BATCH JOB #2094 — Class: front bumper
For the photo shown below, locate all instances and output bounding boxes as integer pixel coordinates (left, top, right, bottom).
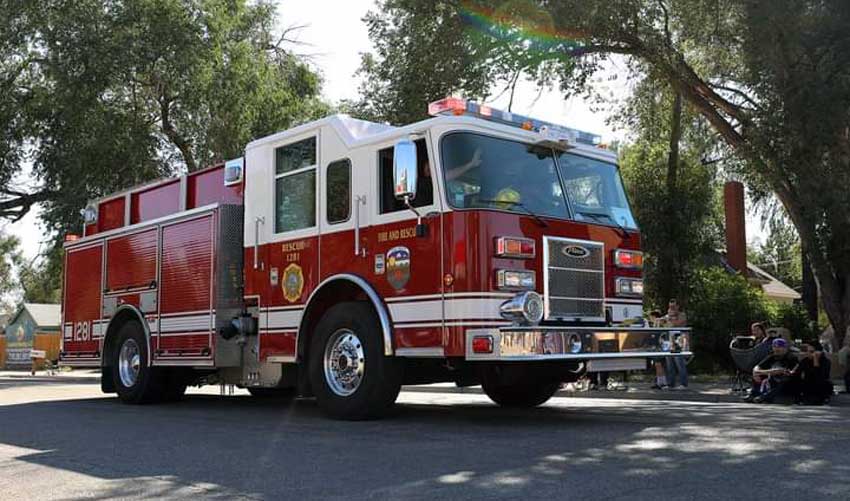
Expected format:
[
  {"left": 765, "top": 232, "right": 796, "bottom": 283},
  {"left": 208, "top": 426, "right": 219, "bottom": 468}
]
[{"left": 465, "top": 326, "right": 691, "bottom": 362}]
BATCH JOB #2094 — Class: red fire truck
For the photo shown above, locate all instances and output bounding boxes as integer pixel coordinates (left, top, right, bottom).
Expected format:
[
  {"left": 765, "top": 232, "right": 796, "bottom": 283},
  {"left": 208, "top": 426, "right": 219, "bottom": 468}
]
[{"left": 60, "top": 97, "right": 691, "bottom": 419}]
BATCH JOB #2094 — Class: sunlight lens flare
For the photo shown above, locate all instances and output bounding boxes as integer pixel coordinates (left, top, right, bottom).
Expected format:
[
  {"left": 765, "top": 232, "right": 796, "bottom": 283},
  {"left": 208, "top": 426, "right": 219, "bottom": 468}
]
[{"left": 458, "top": 0, "right": 588, "bottom": 56}]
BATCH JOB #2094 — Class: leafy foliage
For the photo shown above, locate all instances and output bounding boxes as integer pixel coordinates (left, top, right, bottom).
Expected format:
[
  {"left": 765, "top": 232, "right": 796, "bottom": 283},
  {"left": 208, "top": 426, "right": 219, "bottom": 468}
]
[
  {"left": 17, "top": 246, "right": 62, "bottom": 304},
  {"left": 686, "top": 267, "right": 775, "bottom": 372},
  {"left": 463, "top": 0, "right": 850, "bottom": 345},
  {"left": 0, "top": 228, "right": 22, "bottom": 313},
  {"left": 749, "top": 216, "right": 802, "bottom": 292},
  {"left": 346, "top": 0, "right": 537, "bottom": 124},
  {"left": 0, "top": 0, "right": 326, "bottom": 240},
  {"left": 618, "top": 78, "right": 723, "bottom": 308}
]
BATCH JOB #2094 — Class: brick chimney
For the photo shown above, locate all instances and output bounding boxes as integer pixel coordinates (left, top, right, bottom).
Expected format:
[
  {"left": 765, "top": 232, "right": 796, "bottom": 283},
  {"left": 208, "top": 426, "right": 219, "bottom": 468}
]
[{"left": 724, "top": 181, "right": 747, "bottom": 274}]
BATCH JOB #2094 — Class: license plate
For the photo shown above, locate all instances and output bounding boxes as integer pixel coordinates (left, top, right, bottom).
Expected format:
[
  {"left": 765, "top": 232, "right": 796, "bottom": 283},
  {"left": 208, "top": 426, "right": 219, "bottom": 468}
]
[{"left": 587, "top": 358, "right": 645, "bottom": 372}]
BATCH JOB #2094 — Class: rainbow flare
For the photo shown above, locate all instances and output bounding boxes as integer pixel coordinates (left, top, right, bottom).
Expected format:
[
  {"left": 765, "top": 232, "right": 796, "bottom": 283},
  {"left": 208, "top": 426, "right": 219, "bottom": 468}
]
[{"left": 458, "top": 0, "right": 588, "bottom": 56}]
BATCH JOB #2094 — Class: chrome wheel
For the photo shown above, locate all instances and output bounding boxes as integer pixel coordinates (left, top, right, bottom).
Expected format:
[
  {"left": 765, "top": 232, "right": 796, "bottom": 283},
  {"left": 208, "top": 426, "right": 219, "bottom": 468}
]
[
  {"left": 323, "top": 329, "right": 365, "bottom": 396},
  {"left": 118, "top": 338, "right": 141, "bottom": 388}
]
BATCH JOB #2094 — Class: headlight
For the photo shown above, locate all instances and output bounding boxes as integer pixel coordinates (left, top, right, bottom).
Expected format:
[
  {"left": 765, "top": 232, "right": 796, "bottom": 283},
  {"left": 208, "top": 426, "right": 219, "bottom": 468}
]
[
  {"left": 500, "top": 291, "right": 544, "bottom": 325},
  {"left": 496, "top": 269, "right": 535, "bottom": 290},
  {"left": 616, "top": 277, "right": 644, "bottom": 297}
]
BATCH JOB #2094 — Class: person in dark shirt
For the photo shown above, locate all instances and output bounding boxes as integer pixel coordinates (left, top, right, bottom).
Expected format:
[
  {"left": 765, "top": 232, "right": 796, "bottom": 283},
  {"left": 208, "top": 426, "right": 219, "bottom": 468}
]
[
  {"left": 745, "top": 338, "right": 799, "bottom": 403},
  {"left": 796, "top": 344, "right": 833, "bottom": 404}
]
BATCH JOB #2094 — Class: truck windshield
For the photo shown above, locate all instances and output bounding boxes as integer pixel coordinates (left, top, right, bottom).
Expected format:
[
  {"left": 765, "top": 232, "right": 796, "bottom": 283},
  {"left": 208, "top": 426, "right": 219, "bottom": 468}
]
[
  {"left": 440, "top": 132, "right": 637, "bottom": 229},
  {"left": 440, "top": 133, "right": 569, "bottom": 219},
  {"left": 557, "top": 152, "right": 637, "bottom": 230}
]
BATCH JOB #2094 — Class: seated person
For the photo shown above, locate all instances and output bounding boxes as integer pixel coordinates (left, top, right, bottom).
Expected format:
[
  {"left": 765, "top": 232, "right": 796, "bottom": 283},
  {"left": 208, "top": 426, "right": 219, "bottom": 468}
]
[
  {"left": 751, "top": 322, "right": 769, "bottom": 344},
  {"left": 747, "top": 323, "right": 774, "bottom": 382},
  {"left": 796, "top": 344, "right": 833, "bottom": 405},
  {"left": 745, "top": 338, "right": 800, "bottom": 403}
]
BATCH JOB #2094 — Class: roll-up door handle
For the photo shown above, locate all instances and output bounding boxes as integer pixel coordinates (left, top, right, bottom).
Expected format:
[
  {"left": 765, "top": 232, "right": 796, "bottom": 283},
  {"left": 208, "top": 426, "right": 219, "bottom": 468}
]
[{"left": 253, "top": 216, "right": 265, "bottom": 269}]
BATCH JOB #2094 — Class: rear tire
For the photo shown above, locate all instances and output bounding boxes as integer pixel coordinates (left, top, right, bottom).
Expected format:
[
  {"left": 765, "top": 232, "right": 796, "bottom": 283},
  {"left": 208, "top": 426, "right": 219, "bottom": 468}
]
[
  {"left": 111, "top": 321, "right": 163, "bottom": 404},
  {"left": 481, "top": 368, "right": 560, "bottom": 408},
  {"left": 309, "top": 302, "right": 402, "bottom": 420}
]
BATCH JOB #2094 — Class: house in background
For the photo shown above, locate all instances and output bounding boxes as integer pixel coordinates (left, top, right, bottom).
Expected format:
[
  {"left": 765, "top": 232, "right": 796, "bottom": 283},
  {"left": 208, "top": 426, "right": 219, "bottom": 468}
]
[
  {"left": 745, "top": 261, "right": 800, "bottom": 305},
  {"left": 2, "top": 303, "right": 61, "bottom": 369}
]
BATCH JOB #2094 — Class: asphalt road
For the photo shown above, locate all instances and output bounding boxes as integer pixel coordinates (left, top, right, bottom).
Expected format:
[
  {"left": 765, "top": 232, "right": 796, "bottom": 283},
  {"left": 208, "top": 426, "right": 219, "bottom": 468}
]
[{"left": 1, "top": 373, "right": 848, "bottom": 500}]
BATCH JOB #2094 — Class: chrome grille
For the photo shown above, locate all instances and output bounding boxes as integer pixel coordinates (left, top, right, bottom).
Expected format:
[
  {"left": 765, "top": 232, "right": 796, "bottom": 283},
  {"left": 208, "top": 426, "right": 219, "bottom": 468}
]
[{"left": 544, "top": 236, "right": 605, "bottom": 321}]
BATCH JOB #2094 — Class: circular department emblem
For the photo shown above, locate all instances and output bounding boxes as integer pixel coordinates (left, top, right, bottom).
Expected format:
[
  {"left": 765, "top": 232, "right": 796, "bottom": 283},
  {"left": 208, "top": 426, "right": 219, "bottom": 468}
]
[
  {"left": 386, "top": 246, "right": 411, "bottom": 290},
  {"left": 562, "top": 245, "right": 590, "bottom": 258},
  {"left": 282, "top": 263, "right": 304, "bottom": 303}
]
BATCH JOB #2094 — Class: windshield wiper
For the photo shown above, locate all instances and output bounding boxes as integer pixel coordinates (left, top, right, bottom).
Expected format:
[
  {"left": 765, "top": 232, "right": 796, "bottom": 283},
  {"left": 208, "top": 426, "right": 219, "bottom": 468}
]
[
  {"left": 477, "top": 199, "right": 548, "bottom": 228},
  {"left": 576, "top": 210, "right": 630, "bottom": 239}
]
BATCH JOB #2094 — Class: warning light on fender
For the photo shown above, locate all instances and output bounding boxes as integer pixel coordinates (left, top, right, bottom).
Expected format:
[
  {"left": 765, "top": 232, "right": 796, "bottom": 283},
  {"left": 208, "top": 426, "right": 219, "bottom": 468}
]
[{"left": 472, "top": 335, "right": 494, "bottom": 354}]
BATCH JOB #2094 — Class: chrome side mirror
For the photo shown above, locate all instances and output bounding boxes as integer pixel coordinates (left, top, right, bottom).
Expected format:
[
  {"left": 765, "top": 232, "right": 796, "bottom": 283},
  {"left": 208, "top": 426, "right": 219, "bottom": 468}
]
[{"left": 393, "top": 139, "right": 417, "bottom": 202}]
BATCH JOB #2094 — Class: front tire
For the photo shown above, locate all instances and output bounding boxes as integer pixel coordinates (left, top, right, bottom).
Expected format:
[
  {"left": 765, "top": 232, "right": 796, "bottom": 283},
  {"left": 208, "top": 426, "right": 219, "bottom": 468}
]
[
  {"left": 309, "top": 302, "right": 402, "bottom": 420},
  {"left": 111, "top": 321, "right": 162, "bottom": 404},
  {"left": 481, "top": 368, "right": 560, "bottom": 408}
]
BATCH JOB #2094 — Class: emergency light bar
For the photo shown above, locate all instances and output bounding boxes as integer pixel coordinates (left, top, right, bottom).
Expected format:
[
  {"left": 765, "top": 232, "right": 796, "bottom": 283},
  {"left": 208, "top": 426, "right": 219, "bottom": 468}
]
[{"left": 428, "top": 97, "right": 602, "bottom": 147}]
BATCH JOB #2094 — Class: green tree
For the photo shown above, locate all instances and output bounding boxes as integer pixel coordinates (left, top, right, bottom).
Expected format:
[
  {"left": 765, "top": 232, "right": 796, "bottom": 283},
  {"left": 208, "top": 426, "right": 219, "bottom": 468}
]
[
  {"left": 618, "top": 76, "right": 723, "bottom": 308},
  {"left": 0, "top": 0, "right": 326, "bottom": 238},
  {"left": 17, "top": 246, "right": 62, "bottom": 304},
  {"left": 0, "top": 228, "right": 22, "bottom": 312},
  {"left": 463, "top": 0, "right": 850, "bottom": 346},
  {"left": 687, "top": 267, "right": 776, "bottom": 372},
  {"left": 346, "top": 0, "right": 534, "bottom": 124},
  {"left": 749, "top": 216, "right": 802, "bottom": 292}
]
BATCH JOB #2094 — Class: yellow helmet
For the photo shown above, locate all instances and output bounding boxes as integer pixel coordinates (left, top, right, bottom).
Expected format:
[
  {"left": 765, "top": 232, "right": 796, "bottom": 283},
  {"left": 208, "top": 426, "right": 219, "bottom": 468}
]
[{"left": 494, "top": 188, "right": 520, "bottom": 209}]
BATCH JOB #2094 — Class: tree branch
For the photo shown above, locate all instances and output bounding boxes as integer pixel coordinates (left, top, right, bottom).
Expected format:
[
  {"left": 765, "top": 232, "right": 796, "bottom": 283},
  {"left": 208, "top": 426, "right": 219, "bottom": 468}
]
[
  {"left": 671, "top": 56, "right": 749, "bottom": 123},
  {"left": 0, "top": 189, "right": 52, "bottom": 222},
  {"left": 507, "top": 69, "right": 520, "bottom": 112},
  {"left": 657, "top": 0, "right": 672, "bottom": 45},
  {"left": 564, "top": 44, "right": 638, "bottom": 58},
  {"left": 158, "top": 97, "right": 197, "bottom": 172},
  {"left": 708, "top": 82, "right": 760, "bottom": 111}
]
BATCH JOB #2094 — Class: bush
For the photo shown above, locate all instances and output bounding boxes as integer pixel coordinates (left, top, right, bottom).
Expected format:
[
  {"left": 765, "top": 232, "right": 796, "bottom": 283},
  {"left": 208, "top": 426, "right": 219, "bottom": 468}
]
[
  {"left": 686, "top": 267, "right": 776, "bottom": 373},
  {"left": 770, "top": 302, "right": 819, "bottom": 344}
]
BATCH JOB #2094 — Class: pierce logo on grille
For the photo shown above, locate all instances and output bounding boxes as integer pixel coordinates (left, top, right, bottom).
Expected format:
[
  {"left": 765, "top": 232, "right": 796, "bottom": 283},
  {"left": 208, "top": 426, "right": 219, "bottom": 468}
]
[{"left": 562, "top": 245, "right": 590, "bottom": 258}]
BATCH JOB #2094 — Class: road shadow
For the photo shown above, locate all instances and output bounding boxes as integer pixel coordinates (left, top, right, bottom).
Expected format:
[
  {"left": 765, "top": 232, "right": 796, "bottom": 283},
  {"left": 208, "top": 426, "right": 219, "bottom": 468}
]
[{"left": 1, "top": 391, "right": 848, "bottom": 499}]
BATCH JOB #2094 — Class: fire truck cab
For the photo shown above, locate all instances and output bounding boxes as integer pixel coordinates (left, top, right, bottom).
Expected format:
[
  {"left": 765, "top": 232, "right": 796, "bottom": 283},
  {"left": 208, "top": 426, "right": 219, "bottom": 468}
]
[{"left": 61, "top": 98, "right": 691, "bottom": 419}]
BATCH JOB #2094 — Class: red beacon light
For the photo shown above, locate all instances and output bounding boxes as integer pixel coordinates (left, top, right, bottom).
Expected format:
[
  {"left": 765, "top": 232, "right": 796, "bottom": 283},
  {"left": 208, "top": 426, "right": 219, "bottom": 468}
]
[
  {"left": 427, "top": 97, "right": 602, "bottom": 147},
  {"left": 428, "top": 97, "right": 468, "bottom": 116}
]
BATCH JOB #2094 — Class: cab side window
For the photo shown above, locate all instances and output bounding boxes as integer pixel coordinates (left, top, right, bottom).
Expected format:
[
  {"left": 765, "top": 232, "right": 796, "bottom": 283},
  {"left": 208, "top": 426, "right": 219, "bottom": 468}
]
[
  {"left": 275, "top": 137, "right": 316, "bottom": 233},
  {"left": 379, "top": 139, "right": 433, "bottom": 214},
  {"left": 326, "top": 159, "right": 351, "bottom": 224}
]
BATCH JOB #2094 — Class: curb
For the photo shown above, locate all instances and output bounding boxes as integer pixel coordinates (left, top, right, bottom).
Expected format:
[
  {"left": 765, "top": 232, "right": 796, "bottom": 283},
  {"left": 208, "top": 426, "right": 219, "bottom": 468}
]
[{"left": 401, "top": 384, "right": 848, "bottom": 406}]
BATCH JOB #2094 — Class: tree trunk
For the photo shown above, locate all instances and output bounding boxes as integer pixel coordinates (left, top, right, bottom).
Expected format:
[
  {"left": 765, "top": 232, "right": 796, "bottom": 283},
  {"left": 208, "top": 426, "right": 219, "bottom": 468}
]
[
  {"left": 775, "top": 185, "right": 849, "bottom": 349},
  {"left": 159, "top": 99, "right": 197, "bottom": 172},
  {"left": 801, "top": 243, "right": 818, "bottom": 322},
  {"left": 658, "top": 91, "right": 683, "bottom": 305}
]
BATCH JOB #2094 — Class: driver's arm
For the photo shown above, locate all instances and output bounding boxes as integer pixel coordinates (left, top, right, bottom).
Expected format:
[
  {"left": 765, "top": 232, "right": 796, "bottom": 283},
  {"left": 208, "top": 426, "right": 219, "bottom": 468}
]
[{"left": 445, "top": 149, "right": 482, "bottom": 181}]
